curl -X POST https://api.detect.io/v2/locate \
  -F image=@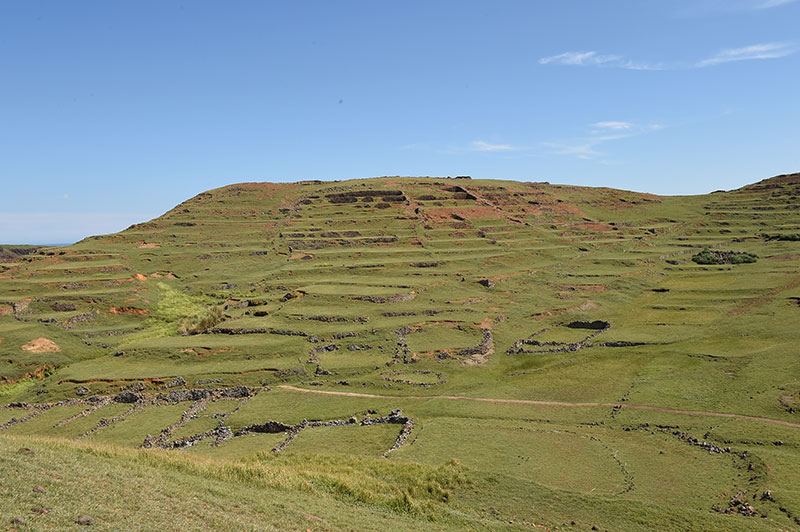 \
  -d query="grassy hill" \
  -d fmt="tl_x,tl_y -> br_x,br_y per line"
2,174 -> 800,531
